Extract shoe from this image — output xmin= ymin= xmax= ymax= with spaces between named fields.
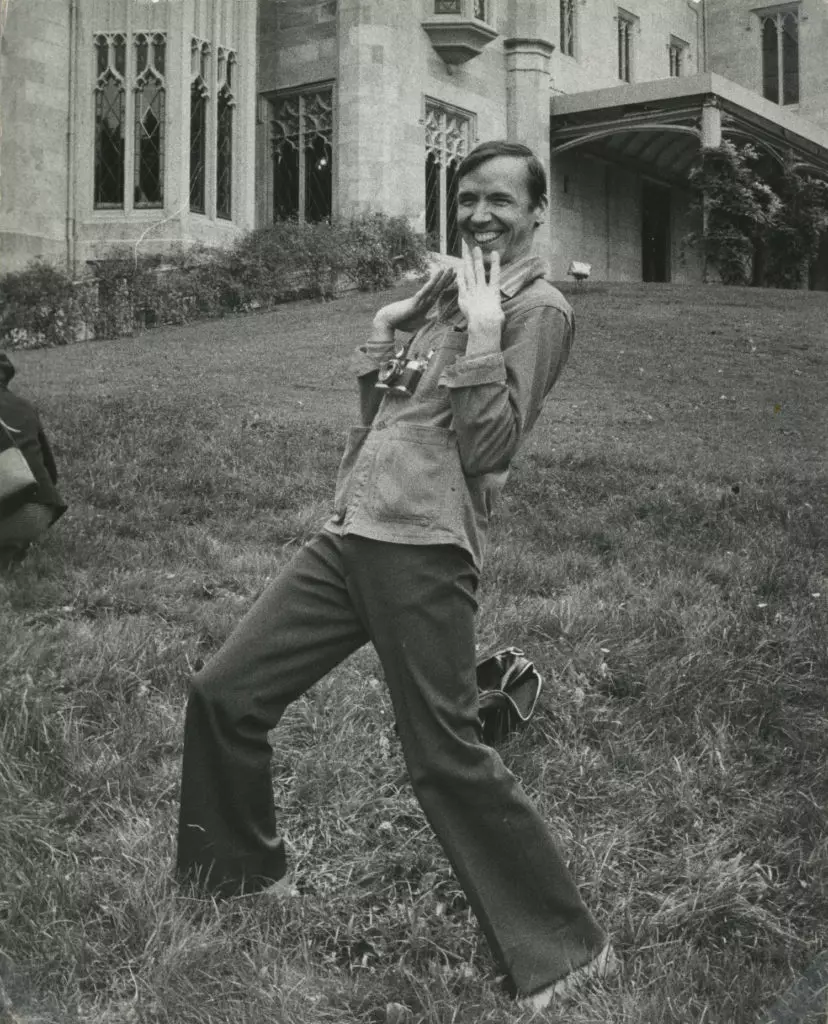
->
xmin=258 ymin=874 xmax=301 ymax=899
xmin=518 ymin=943 xmax=618 ymax=1012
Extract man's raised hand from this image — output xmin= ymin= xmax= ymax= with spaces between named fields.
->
xmin=373 ymin=266 xmax=457 ymax=334
xmin=456 ymin=241 xmax=505 ymax=334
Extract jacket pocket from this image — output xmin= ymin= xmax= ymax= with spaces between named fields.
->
xmin=366 ymin=424 xmax=458 ymax=525
xmin=333 ymin=425 xmax=371 ymax=516
xmin=414 ymin=333 xmax=467 ymax=402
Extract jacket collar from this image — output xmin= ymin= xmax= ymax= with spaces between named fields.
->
xmin=497 ymin=254 xmax=551 ymax=298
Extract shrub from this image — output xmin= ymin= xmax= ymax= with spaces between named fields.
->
xmin=0 ymin=215 xmax=429 ymax=348
xmin=762 ymin=156 xmax=828 ymax=289
xmin=685 ymin=142 xmax=780 ymax=286
xmin=339 ymin=213 xmax=429 ymax=291
xmin=0 ymin=260 xmax=90 ymax=348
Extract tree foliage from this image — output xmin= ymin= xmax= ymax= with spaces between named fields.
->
xmin=686 ymin=141 xmax=828 ymax=288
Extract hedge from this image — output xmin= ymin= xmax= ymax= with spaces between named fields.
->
xmin=0 ymin=214 xmax=429 ymax=349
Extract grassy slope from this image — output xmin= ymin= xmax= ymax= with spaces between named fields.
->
xmin=1 ymin=283 xmax=827 ymax=1024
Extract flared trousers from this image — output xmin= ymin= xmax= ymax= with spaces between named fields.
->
xmin=176 ymin=530 xmax=606 ymax=995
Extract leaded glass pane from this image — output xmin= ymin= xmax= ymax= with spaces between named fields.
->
xmin=136 ymin=37 xmax=148 ymax=73
xmin=782 ymin=12 xmax=799 ymax=104
xmin=273 ymin=143 xmax=299 ymax=220
xmin=154 ymin=36 xmax=165 ymax=75
xmin=425 ymin=152 xmax=440 ymax=251
xmin=473 ymin=0 xmax=486 ymax=20
xmin=217 ymin=88 xmax=233 ymax=220
xmin=560 ymin=0 xmax=575 ymax=57
xmin=445 ymin=158 xmax=461 ymax=257
xmin=190 ymin=83 xmax=207 ymax=213
xmin=762 ymin=17 xmax=779 ymax=102
xmin=114 ymin=35 xmax=126 ymax=76
xmin=304 ymin=134 xmax=332 ymax=223
xmin=96 ymin=35 xmax=108 ymax=76
xmin=95 ymin=76 xmax=125 ymax=207
xmin=435 ymin=0 xmax=461 ymax=13
xmin=135 ymin=77 xmax=164 ymax=206
xmin=618 ymin=17 xmax=632 ymax=82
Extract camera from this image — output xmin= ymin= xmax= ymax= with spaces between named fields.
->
xmin=375 ymin=349 xmax=433 ymax=398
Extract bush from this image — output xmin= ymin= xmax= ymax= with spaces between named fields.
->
xmin=0 ymin=260 xmax=92 ymax=348
xmin=684 ymin=142 xmax=780 ymax=286
xmin=685 ymin=142 xmax=828 ymax=289
xmin=0 ymin=215 xmax=429 ymax=349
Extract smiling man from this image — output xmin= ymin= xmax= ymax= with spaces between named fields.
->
xmin=176 ymin=140 xmax=615 ymax=1011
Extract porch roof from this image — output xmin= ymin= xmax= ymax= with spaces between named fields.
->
xmin=549 ymin=72 xmax=828 ymax=186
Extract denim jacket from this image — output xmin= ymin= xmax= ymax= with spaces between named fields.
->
xmin=324 ymin=255 xmax=574 ymax=570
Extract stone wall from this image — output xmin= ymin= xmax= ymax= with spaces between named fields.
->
xmin=0 ymin=0 xmax=71 ymax=273
xmin=705 ymin=0 xmax=828 ymax=132
xmin=552 ymin=0 xmax=702 ymax=96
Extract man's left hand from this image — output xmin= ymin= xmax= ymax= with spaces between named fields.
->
xmin=457 ymin=241 xmax=505 ymax=356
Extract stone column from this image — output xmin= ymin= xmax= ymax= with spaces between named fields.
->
xmin=700 ymin=97 xmax=722 ymax=283
xmin=335 ymin=0 xmax=419 ymax=219
xmin=235 ymin=0 xmax=258 ymax=231
xmin=701 ymin=96 xmax=722 ymax=149
xmin=503 ymin=37 xmax=555 ymax=159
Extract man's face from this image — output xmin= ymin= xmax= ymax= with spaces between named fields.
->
xmin=456 ymin=155 xmax=545 ymax=268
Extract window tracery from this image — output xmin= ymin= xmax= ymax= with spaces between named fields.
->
xmin=271 ymin=86 xmax=333 ymax=223
xmin=424 ymin=101 xmax=473 ymax=257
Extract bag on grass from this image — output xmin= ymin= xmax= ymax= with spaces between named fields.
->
xmin=0 ymin=416 xmax=37 ymax=513
xmin=476 ymin=646 xmax=543 ymax=745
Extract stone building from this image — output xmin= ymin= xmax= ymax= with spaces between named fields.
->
xmin=2 ymin=0 xmax=828 ymax=284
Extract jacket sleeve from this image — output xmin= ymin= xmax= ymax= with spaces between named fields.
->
xmin=437 ymin=303 xmax=574 ymax=477
xmin=38 ymin=428 xmax=58 ymax=483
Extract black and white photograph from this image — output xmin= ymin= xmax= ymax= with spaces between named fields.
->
xmin=0 ymin=1 xmax=826 ymax=1022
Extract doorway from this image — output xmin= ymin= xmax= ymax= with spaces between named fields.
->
xmin=641 ymin=181 xmax=672 ymax=282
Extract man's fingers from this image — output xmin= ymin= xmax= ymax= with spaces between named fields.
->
xmin=488 ymin=250 xmax=501 ymax=292
xmin=472 ymin=245 xmax=486 ymax=285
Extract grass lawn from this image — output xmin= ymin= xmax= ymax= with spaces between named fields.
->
xmin=1 ymin=281 xmax=827 ymax=1024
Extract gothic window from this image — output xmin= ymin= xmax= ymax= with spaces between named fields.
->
xmin=617 ymin=10 xmax=635 ymax=83
xmin=190 ymin=40 xmax=210 ymax=214
xmin=669 ymin=38 xmax=687 ymax=77
xmin=94 ymin=33 xmax=126 ymax=208
xmin=134 ymin=33 xmax=166 ymax=208
xmin=270 ymin=86 xmax=333 ymax=223
xmin=424 ymin=101 xmax=473 ymax=257
xmin=560 ymin=0 xmax=575 ymax=58
xmin=434 ymin=0 xmax=462 ymax=12
xmin=761 ymin=7 xmax=799 ymax=105
xmin=216 ymin=49 xmax=235 ymax=221
xmin=473 ymin=0 xmax=486 ymax=19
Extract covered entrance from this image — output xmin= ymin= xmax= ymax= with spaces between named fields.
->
xmin=549 ymin=72 xmax=828 ymax=285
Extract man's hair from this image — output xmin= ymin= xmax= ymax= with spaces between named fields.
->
xmin=456 ymin=140 xmax=547 ymax=210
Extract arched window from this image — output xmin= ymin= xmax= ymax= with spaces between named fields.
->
xmin=270 ymin=86 xmax=333 ymax=223
xmin=94 ymin=34 xmax=126 ymax=208
xmin=190 ymin=40 xmax=210 ymax=214
xmin=134 ymin=33 xmax=166 ymax=208
xmin=761 ymin=7 xmax=799 ymax=106
xmin=216 ymin=49 xmax=236 ymax=220
xmin=424 ymin=101 xmax=473 ymax=256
